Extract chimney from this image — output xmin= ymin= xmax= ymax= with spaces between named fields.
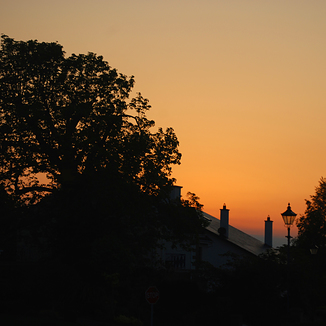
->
xmin=220 ymin=204 xmax=230 ymax=238
xmin=264 ymin=215 xmax=273 ymax=247
xmin=170 ymin=185 xmax=182 ymax=201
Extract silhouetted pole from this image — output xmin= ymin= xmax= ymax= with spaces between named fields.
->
xmin=286 ymin=226 xmax=291 ymax=267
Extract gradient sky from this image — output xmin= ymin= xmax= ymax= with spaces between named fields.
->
xmin=2 ymin=0 xmax=326 ymax=246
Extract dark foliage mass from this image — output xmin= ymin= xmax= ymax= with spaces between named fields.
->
xmin=0 ymin=35 xmax=209 ymax=323
xmin=0 ymin=35 xmax=181 ymax=200
xmin=0 ymin=34 xmax=207 ymax=255
xmin=290 ymin=177 xmax=326 ymax=321
xmin=296 ymin=177 xmax=326 ymax=249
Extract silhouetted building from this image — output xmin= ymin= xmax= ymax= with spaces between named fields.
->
xmin=159 ymin=187 xmax=273 ymax=270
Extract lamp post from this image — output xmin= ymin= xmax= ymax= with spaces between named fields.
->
xmin=281 ymin=203 xmax=297 ymax=316
xmin=281 ymin=203 xmax=297 ymax=257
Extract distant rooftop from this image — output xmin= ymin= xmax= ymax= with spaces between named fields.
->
xmin=203 ymin=211 xmax=269 ymax=256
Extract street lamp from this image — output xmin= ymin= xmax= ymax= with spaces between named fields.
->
xmin=281 ymin=203 xmax=297 ymax=249
xmin=281 ymin=203 xmax=297 ymax=265
xmin=281 ymin=203 xmax=297 ymax=228
xmin=281 ymin=203 xmax=297 ymax=316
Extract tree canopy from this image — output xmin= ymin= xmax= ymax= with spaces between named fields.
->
xmin=0 ymin=34 xmax=181 ymax=202
xmin=296 ymin=177 xmax=326 ymax=249
xmin=0 ymin=35 xmax=208 ymax=266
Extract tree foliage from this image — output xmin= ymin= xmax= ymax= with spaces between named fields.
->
xmin=0 ymin=34 xmax=181 ymax=202
xmin=296 ymin=177 xmax=326 ymax=248
xmin=0 ymin=35 xmax=209 ymax=321
xmin=0 ymin=35 xmax=209 ymax=263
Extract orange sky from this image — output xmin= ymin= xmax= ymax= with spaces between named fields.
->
xmin=2 ymin=0 xmax=326 ymax=246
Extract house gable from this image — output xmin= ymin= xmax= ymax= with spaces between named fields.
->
xmin=157 ymin=203 xmax=271 ymax=270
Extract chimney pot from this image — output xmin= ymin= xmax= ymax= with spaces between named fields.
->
xmin=220 ymin=204 xmax=230 ymax=238
xmin=264 ymin=215 xmax=273 ymax=247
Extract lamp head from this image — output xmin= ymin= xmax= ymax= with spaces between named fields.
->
xmin=281 ymin=203 xmax=297 ymax=227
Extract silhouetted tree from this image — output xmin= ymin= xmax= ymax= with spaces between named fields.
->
xmin=0 ymin=35 xmax=181 ymax=203
xmin=0 ymin=34 xmax=208 ymax=262
xmin=292 ymin=177 xmax=326 ymax=319
xmin=0 ymin=35 xmax=209 ymax=320
xmin=296 ymin=177 xmax=326 ymax=249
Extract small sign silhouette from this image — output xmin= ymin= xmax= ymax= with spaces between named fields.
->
xmin=145 ymin=286 xmax=160 ymax=304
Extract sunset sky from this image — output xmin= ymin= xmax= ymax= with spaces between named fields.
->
xmin=2 ymin=0 xmax=326 ymax=246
